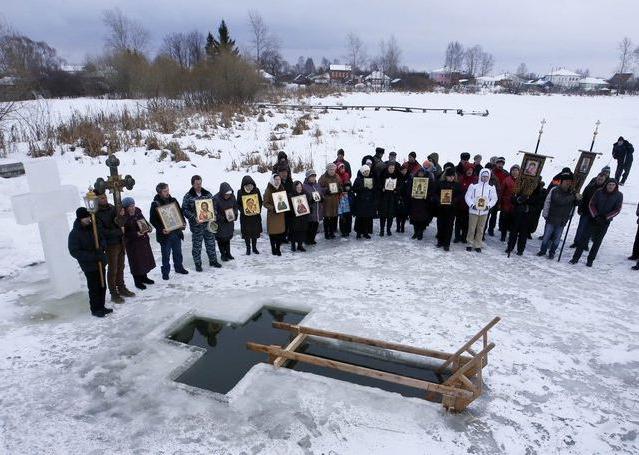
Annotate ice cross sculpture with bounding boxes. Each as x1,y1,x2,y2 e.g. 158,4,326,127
11,158,82,298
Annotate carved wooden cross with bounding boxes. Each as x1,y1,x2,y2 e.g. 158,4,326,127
94,153,135,208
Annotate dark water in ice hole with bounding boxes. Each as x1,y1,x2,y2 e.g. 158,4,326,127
168,308,448,399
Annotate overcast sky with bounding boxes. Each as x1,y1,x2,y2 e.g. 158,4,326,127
3,0,638,76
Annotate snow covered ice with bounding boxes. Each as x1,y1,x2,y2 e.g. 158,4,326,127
0,92,638,454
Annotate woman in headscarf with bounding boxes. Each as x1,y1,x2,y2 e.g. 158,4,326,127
263,173,287,255
352,165,376,239
289,181,310,252
318,163,342,239
213,182,238,261
120,197,156,290
237,175,263,255
303,169,323,245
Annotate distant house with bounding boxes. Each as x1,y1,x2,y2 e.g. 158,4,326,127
329,64,352,83
60,64,84,74
259,70,276,84
364,71,391,90
608,73,633,91
578,77,609,91
292,74,311,85
542,68,580,88
310,72,330,85
476,73,523,89
429,67,468,86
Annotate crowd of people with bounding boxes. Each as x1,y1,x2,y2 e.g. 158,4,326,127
68,140,635,317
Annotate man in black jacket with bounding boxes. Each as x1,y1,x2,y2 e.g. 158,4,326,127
150,183,188,280
95,192,135,303
536,173,579,259
570,179,623,267
612,136,633,185
570,172,607,250
68,208,112,318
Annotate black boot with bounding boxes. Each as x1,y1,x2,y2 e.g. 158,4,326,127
270,238,277,255
298,242,306,252
251,238,259,254
133,275,146,290
291,241,297,252
275,240,282,256
218,241,228,261
142,274,154,284
380,218,386,237
225,241,235,260
245,238,251,256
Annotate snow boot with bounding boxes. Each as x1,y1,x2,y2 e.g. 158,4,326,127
119,287,136,298
142,275,154,284
251,238,259,254
195,264,203,272
111,293,124,304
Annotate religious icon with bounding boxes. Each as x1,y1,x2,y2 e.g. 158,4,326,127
329,182,339,194
137,218,152,234
384,178,397,191
157,201,185,232
523,159,540,177
440,189,453,205
411,177,428,199
476,196,487,211
242,194,260,216
292,195,310,217
364,178,373,189
195,199,215,223
578,157,591,174
224,208,235,222
273,191,290,213
311,191,321,202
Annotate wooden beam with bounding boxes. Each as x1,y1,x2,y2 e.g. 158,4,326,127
246,342,474,400
436,317,500,373
273,333,307,368
272,322,464,362
444,343,495,387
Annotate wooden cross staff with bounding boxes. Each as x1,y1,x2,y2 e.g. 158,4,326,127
93,153,135,209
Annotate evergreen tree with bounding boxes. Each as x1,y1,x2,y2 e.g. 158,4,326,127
205,32,217,56
211,20,239,57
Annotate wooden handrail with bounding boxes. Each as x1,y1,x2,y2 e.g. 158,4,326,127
436,317,500,373
444,343,495,388
272,322,461,361
247,342,474,400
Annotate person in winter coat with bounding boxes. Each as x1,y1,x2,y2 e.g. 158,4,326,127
336,162,351,185
121,197,156,290
629,203,639,262
338,181,354,237
68,207,112,317
377,162,400,236
456,152,471,177
318,163,341,239
427,152,443,179
150,183,188,280
353,165,376,239
303,169,323,245
528,180,547,238
276,164,294,243
489,157,510,237
499,164,520,242
465,168,498,252
570,172,607,251
334,148,352,176
372,147,386,187
395,164,411,233
570,179,623,267
612,136,633,185
289,181,310,251
472,154,483,176
536,173,580,259
182,175,221,272
505,182,541,257
95,192,134,303
214,182,238,262
237,175,263,256
404,152,422,176
454,163,477,243
263,173,287,256
435,167,461,251
408,167,434,240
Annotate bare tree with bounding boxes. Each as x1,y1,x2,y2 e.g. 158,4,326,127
160,33,188,68
444,41,464,71
185,31,205,67
617,37,633,73
575,68,590,78
345,32,367,75
247,10,279,69
102,8,150,54
464,45,483,76
378,35,401,76
516,63,528,77
478,52,494,76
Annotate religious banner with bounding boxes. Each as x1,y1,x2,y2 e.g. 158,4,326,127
411,177,428,199
515,151,550,197
573,150,597,193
